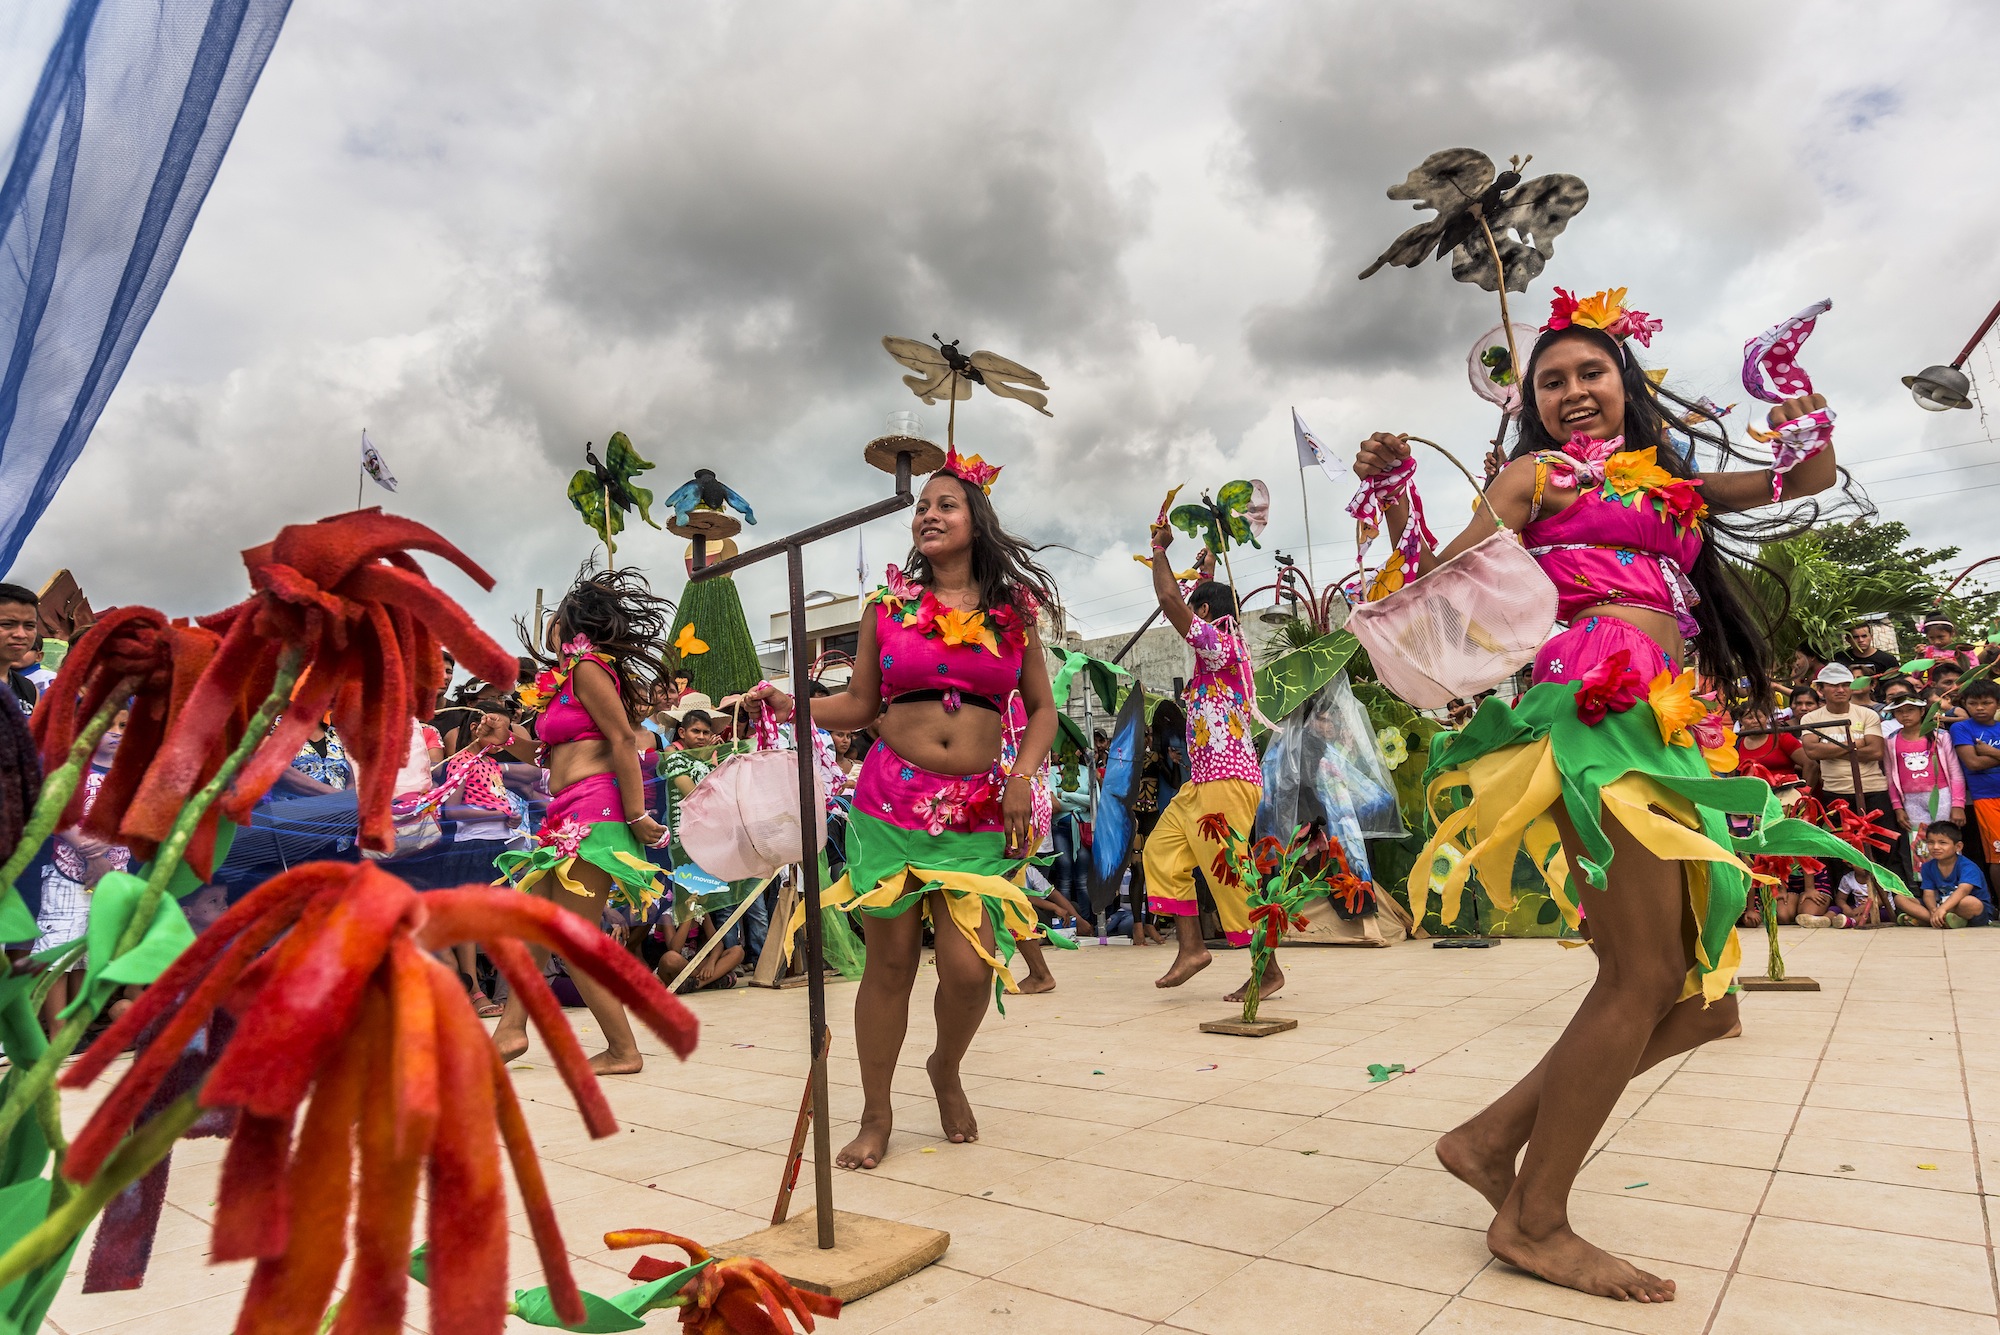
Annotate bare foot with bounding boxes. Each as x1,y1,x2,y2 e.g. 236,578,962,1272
1488,1209,1676,1302
927,1052,979,1144
837,1112,892,1170
587,1049,644,1076
1224,963,1283,1003
1154,948,1212,988
1436,1121,1516,1212
1017,972,1056,994
494,1031,529,1063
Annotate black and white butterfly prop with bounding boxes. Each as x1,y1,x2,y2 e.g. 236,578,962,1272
1357,148,1588,294
881,335,1053,417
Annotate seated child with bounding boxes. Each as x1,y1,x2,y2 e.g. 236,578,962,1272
1905,820,1992,928
1809,870,1890,928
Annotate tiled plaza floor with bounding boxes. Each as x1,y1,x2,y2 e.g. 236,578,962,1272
46,923,2000,1333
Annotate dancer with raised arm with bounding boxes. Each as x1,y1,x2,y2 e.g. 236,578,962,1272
752,450,1060,1170
491,565,671,1074
1356,289,1885,1302
1141,532,1269,997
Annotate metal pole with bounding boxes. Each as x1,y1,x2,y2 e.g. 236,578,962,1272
787,542,836,1248
1298,466,1316,585
1113,609,1162,666
1952,296,2000,369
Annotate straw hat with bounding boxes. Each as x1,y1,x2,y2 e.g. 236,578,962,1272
661,691,716,723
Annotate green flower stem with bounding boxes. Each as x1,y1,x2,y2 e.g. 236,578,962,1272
1761,883,1784,982
0,685,138,892
0,1092,201,1292
0,649,304,1163
1242,950,1266,1024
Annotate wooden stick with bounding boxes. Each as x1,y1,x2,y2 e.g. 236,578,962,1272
772,1027,831,1225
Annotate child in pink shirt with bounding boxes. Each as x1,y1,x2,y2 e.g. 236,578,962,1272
1885,698,1965,845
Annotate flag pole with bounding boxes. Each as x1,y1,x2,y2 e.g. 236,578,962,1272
1298,464,1316,584
357,428,366,509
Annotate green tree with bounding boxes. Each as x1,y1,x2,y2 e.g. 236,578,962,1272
669,575,764,700
1813,519,2000,639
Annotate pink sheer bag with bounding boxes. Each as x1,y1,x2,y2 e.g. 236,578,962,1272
1344,437,1557,708
678,703,827,881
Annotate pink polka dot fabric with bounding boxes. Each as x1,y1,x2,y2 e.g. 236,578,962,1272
1740,298,1837,499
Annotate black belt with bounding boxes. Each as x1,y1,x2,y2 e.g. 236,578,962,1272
888,688,1001,714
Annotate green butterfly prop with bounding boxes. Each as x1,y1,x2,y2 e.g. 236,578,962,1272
1170,479,1267,554
567,431,661,557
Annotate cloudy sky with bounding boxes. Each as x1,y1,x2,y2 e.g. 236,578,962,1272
6,0,2000,651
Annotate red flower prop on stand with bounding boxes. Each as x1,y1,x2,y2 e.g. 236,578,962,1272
122,510,519,871
58,862,700,1334
1824,799,1896,860
607,1231,841,1335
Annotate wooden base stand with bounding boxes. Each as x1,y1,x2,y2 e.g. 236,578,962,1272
1199,1016,1299,1037
1739,975,1820,992
712,1210,950,1303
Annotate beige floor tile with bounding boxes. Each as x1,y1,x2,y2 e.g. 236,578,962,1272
903,1195,1091,1277
1601,1118,1787,1171
1805,1078,1969,1118
1143,1102,1308,1146
1655,1069,1809,1106
636,1146,787,1211
1778,1133,1981,1194
1575,1152,1771,1215
1563,1193,1751,1271
983,1158,1178,1223
1323,1093,1484,1134
866,1139,1049,1193
878,1277,1152,1333
1107,1180,1329,1255
1161,1257,1445,1334
828,1262,983,1334
1762,1170,1986,1237
1628,1091,1800,1135
1417,1295,1615,1334
1464,1257,1727,1334
1265,1116,1440,1165
996,1226,1250,1323
1268,1208,1493,1294
1204,1078,1362,1117
1737,1215,1996,1314
1791,1103,1975,1152
49,1253,255,1333
1712,1273,1999,1333
1193,1145,1393,1206
1073,1127,1254,1179
1345,1165,1493,1231
552,1127,741,1179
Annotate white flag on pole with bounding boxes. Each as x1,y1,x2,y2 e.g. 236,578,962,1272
1292,408,1342,485
360,430,399,492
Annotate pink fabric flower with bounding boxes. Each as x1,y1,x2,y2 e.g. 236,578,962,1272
1545,287,1579,331
1617,310,1662,347
1546,432,1623,490
1574,649,1646,726
913,782,969,836
884,565,923,601
537,815,588,859
904,590,941,637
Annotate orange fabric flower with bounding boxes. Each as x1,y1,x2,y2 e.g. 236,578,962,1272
1601,448,1676,502
1646,669,1705,747
936,606,998,654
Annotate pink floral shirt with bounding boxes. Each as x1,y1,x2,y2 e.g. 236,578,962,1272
1184,617,1261,786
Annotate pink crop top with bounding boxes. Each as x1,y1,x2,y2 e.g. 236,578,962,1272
867,566,1032,712
535,652,618,746
1522,452,1705,638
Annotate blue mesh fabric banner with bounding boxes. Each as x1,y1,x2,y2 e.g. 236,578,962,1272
0,0,292,572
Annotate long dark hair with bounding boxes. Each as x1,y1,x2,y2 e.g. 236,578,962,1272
901,473,1062,629
1510,324,1871,702
517,561,675,723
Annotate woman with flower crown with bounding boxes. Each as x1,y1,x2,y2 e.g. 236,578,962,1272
489,565,671,1075
1352,289,1894,1303
749,449,1061,1170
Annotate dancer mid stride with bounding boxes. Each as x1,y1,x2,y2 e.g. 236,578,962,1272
1141,534,1269,996
492,565,670,1074
1355,289,1879,1302
756,452,1059,1170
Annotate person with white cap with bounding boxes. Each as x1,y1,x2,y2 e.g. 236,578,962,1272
1798,661,1906,875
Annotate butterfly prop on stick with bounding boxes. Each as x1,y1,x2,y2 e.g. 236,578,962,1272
1741,299,1837,502
567,432,660,563
1359,147,1589,393
881,335,1051,450
1168,480,1269,597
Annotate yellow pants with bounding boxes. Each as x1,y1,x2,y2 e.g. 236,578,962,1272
1142,779,1262,945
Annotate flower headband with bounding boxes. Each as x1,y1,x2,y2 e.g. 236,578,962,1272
938,443,1002,494
1543,287,1662,351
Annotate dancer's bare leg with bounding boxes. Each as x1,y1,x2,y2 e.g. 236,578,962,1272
1155,914,1212,987
836,888,922,1170
1473,811,1689,1302
1014,937,1057,994
1438,989,1739,1211
491,868,643,1073
927,889,996,1144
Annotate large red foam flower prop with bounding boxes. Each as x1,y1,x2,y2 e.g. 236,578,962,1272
607,1232,841,1335
1573,649,1645,726
1824,799,1896,858
31,608,227,855
61,862,699,1334
122,510,518,869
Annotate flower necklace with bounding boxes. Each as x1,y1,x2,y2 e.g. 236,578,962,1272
516,634,598,712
